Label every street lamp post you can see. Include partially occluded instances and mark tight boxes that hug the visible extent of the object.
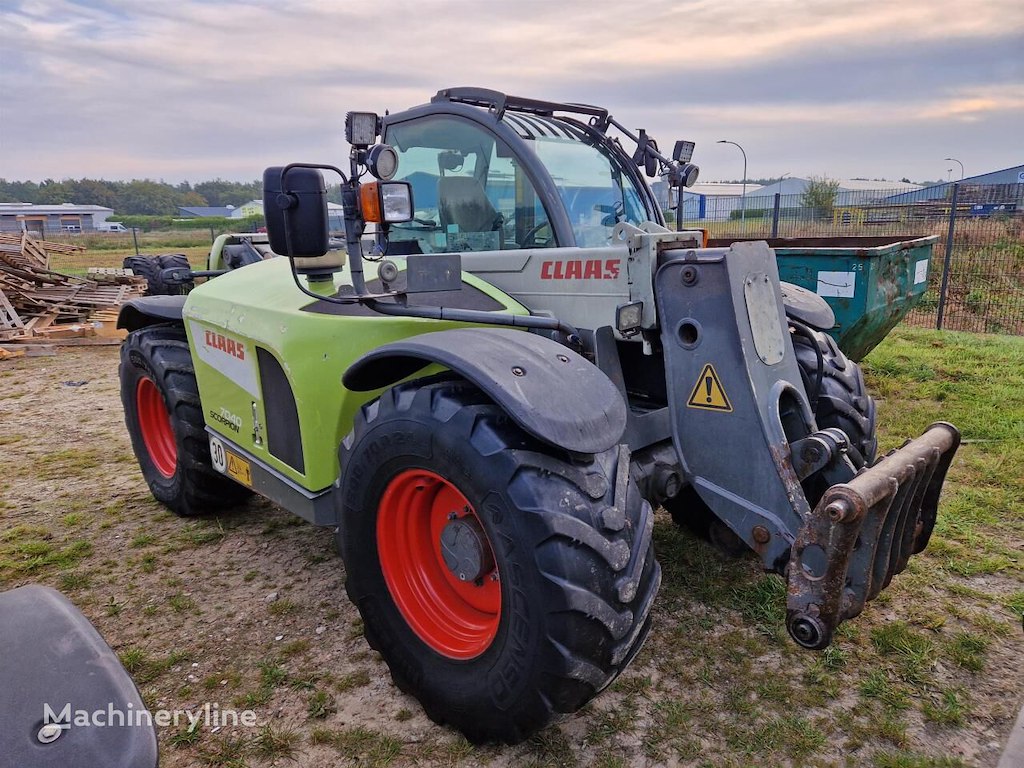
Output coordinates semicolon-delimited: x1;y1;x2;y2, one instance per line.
944;157;964;181
717;140;747;225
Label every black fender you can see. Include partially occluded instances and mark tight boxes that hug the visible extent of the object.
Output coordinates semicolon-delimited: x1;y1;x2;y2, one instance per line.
780;281;835;330
117;295;187;332
0;585;158;767
343;327;627;455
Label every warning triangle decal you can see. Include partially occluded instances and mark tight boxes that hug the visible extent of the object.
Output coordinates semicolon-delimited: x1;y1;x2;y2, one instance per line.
686;363;733;412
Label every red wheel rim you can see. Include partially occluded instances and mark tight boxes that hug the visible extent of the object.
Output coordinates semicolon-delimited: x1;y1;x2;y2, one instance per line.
377;469;501;659
136;377;177;479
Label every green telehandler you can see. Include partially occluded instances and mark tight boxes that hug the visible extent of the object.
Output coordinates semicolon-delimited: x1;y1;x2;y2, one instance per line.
118;88;960;743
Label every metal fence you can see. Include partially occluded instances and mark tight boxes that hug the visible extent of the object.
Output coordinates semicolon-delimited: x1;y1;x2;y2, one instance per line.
688;183;1024;336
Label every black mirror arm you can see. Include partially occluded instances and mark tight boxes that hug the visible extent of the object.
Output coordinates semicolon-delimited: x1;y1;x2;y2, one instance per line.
340;182;368;296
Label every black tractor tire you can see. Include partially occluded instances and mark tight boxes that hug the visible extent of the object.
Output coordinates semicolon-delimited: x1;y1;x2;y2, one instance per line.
337;378;660;744
123;254;193;296
120;324;251;516
791;326;877;468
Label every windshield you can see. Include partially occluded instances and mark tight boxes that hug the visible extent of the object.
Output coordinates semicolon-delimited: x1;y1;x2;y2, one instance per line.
383;115;556;253
527;135;649;247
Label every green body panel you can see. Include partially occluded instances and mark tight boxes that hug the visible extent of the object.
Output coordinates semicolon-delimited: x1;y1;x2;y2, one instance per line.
710;235;938;361
183;256;528;492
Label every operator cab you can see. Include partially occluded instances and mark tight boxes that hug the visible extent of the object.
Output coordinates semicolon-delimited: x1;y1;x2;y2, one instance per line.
380;89;661;254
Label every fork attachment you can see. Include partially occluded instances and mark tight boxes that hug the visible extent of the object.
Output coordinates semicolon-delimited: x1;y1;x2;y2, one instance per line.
786;422;960;649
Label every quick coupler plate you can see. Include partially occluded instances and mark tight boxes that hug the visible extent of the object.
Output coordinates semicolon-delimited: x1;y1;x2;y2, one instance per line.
785;422;961;649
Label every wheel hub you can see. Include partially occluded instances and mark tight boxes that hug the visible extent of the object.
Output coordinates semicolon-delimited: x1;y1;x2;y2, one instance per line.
376;469;501;659
440;515;494;583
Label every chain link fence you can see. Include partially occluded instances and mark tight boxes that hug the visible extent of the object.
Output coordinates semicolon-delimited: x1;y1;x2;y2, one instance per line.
690;183;1024;336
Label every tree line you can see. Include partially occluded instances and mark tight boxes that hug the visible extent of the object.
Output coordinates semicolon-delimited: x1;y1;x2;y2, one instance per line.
0;178;264;215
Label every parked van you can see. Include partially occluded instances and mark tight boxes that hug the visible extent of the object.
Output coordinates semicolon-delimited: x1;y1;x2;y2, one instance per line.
98;222;129;232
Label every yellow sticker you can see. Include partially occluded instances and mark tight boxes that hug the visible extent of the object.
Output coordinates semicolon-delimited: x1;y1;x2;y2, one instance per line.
226;452;253;487
686;364;733;412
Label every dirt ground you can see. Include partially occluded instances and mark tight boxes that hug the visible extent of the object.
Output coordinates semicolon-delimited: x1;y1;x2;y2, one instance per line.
0;346;1021;767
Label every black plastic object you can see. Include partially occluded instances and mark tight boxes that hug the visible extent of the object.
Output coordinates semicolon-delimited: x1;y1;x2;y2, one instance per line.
116;294;187;331
780;281;836;330
256;347;305;473
342;327;627;455
0;585;158;768
263;166;329;258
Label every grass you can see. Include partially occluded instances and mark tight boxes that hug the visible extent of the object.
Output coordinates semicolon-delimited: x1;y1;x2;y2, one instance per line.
0;526;94;579
310;726;403;766
944;632;990;672
922;689;971;727
118;647;192;685
870;622;936;685
335;669;370;693
307;689;336;719
267;597;298;616
252;725;300;760
196;734;250;768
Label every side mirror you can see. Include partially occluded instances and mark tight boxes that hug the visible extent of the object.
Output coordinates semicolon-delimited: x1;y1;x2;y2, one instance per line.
263;166;330;260
631;130;660;177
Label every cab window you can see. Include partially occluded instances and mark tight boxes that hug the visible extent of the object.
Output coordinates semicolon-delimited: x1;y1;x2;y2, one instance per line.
528;135;649;247
384;115;554;252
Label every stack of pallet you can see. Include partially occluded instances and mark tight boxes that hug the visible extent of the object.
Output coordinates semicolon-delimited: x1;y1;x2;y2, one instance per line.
0;232;146;344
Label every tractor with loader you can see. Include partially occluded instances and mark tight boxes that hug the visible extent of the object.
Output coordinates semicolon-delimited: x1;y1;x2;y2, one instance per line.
117;87;960;743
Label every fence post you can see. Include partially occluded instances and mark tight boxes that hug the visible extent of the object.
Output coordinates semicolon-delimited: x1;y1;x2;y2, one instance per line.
131;227;140;256
771;193;781;238
935;182;959;331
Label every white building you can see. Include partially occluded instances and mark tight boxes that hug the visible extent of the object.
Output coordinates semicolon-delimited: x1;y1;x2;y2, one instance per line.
743;179;922;208
0;202;116;234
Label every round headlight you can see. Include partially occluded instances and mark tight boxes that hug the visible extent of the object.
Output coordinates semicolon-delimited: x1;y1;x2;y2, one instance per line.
367;144;399;181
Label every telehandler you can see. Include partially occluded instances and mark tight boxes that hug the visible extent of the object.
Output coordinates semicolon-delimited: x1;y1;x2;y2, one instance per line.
118;87;959;743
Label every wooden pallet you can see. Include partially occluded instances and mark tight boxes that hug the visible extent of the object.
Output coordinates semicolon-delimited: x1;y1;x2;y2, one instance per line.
0;234;144;348
0;285;25;331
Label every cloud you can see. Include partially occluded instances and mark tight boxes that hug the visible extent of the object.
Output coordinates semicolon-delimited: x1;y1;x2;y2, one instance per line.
1;0;1021;183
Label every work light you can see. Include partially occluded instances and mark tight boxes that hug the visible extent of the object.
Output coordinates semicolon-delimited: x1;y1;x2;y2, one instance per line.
366;144;399;180
345;112;379;147
616;301;644;337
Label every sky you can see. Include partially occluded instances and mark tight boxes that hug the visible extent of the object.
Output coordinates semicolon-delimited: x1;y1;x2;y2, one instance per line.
1;0;1022;185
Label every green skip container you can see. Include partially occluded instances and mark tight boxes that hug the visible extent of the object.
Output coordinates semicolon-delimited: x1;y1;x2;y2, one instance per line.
709;235;939;361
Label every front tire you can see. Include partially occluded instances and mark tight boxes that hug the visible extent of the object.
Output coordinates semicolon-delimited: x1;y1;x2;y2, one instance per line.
337;378;660;743
120;325;250;516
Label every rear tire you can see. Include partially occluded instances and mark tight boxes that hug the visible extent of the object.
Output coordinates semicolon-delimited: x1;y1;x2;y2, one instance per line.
792;327;877;467
120;325;250;516
123;254;193;296
337;378;660;744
